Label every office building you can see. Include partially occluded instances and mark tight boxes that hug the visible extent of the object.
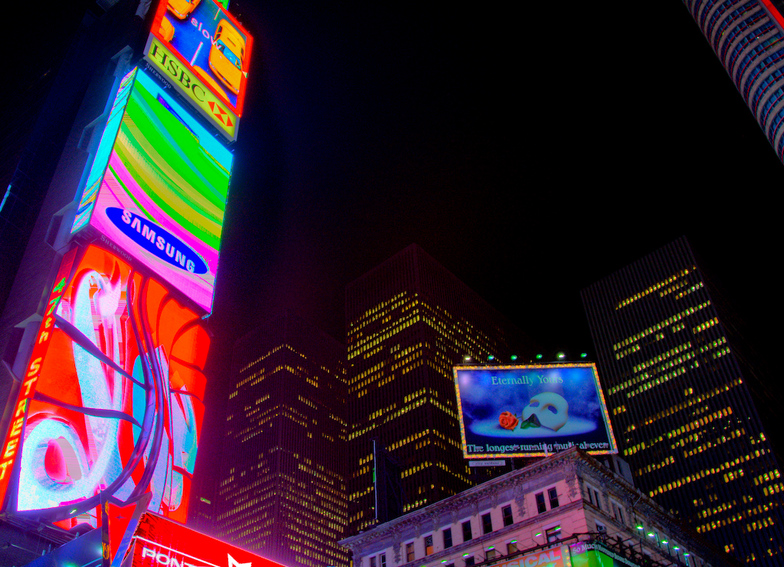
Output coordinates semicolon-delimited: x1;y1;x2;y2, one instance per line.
581;237;783;565
345;244;532;534
683;0;784;162
340;447;731;567
214;313;349;567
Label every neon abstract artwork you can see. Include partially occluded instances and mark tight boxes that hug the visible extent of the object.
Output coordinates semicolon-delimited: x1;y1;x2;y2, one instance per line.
71;68;233;314
15;245;208;525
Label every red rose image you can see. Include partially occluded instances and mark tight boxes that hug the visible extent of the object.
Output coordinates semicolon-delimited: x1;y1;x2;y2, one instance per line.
499;411;519;430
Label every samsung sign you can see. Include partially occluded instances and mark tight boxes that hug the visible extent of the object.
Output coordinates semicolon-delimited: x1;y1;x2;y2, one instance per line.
69;68;233;314
108;208;207;274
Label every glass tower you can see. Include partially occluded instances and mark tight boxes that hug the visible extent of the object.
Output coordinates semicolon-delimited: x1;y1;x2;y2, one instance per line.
581;237;783;566
214;314;349;567
345;244;531;535
684;0;784;162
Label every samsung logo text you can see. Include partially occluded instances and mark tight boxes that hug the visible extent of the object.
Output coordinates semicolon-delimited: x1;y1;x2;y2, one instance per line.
107;208;207;274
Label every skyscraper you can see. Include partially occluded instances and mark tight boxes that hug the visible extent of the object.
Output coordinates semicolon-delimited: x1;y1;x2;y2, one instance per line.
581;237;783;566
683;0;784;163
346;244;532;535
213;313;349;567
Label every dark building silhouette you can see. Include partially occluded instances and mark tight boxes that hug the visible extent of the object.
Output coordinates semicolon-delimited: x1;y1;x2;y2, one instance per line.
345;244;533;535
581;237;784;566
212;313;349;567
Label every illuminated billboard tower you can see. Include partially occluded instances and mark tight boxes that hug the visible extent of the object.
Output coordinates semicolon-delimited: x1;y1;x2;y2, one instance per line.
345;244;533;535
683;0;784;162
211;314;349;567
581;237;784;566
0;0;253;553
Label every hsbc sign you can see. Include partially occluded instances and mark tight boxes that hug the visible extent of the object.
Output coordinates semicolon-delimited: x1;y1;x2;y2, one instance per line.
128;514;276;567
144;36;239;141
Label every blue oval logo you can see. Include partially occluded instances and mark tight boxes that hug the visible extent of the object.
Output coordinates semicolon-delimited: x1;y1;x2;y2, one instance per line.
106;208;208;275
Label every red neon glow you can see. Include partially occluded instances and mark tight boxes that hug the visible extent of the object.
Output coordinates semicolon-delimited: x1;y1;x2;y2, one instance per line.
761;0;784;28
128;513;284;567
0;247;78;509
13;244;209;526
149;0;253;117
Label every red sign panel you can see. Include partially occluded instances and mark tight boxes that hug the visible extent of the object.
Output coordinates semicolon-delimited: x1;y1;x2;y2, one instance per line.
127;513;283;567
0;247;78;509
9;244;209;526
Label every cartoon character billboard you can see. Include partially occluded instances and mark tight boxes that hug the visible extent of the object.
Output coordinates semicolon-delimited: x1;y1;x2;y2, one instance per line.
144;0;253;141
70;67;233;314
453;364;617;458
9;244;208;526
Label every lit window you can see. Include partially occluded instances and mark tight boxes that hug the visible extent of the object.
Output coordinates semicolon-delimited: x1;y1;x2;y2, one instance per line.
425;535;434;555
545;525;562;543
507;541;518;555
406;542;415;562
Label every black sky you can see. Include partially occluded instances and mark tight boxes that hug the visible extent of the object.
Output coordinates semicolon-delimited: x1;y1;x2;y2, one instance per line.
207;0;779;368
3;1;779;371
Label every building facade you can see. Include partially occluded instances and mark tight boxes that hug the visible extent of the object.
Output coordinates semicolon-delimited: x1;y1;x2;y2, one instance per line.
345;244;533;534
340;448;731;567
212;314;349;567
683;0;784;162
581;237;783;565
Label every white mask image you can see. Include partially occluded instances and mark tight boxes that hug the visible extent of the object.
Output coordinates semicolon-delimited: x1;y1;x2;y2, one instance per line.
522;392;569;431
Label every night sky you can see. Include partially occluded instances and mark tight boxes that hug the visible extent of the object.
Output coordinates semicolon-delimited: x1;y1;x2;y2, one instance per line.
211;0;779;364
3;1;780;377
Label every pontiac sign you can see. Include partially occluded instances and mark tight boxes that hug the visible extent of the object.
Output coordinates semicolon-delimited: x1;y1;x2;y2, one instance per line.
128;513;283;567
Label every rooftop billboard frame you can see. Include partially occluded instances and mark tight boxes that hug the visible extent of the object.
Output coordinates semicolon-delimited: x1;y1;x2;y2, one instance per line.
453;363;617;459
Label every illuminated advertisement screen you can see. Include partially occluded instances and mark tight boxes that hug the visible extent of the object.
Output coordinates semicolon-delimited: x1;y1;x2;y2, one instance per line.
70;67;233;314
569;542;627;567
454;364;617;458
493;546;570;567
0;247;78;509
144;0;253;141
127;512;283;567
13;244;209;525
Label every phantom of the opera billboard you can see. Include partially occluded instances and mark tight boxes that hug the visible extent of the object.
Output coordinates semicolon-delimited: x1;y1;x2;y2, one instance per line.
70;67;233;314
454;364;617;458
144;0;253;141
2;244;208;526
